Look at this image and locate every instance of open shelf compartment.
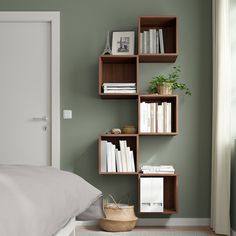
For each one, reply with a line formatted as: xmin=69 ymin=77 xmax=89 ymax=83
xmin=138 ymin=94 xmax=178 ymax=136
xmin=138 ymin=16 xmax=178 ymax=62
xmin=99 ymin=55 xmax=139 ymax=98
xmin=138 ymin=173 xmax=178 ymax=214
xmin=98 ymin=134 xmax=139 ymax=175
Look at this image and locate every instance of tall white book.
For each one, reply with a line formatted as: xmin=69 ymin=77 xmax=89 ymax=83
xmin=143 ymin=31 xmax=148 ymax=54
xmin=106 ymin=142 xmax=113 ymax=172
xmin=140 ymin=32 xmax=143 ymax=54
xmin=166 ymin=103 xmax=172 ymax=133
xmin=163 ymin=102 xmax=168 ymax=132
xmin=150 ymin=103 xmax=156 ymax=132
xmin=149 ymin=29 xmax=154 ymax=53
xmin=156 ymin=31 xmax=160 ymax=53
xmin=153 ymin=29 xmax=157 ymax=54
xmin=115 ymin=148 xmax=122 ymax=172
xmin=157 ymin=104 xmax=164 ymax=132
xmin=140 ymin=177 xmax=164 ymax=212
xmin=111 ymin=144 xmax=116 ymax=172
xmin=100 ymin=140 xmax=107 ymax=172
xmin=140 ymin=102 xmax=148 ymax=132
xmin=159 ymin=28 xmax=165 ymax=53
xmin=125 ymin=146 xmax=132 ymax=172
xmin=119 ymin=140 xmax=128 ymax=172
xmin=130 ymin=150 xmax=135 ymax=172
xmin=147 ymin=103 xmax=151 ymax=132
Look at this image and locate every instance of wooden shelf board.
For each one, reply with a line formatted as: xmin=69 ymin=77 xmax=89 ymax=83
xmin=100 ymin=93 xmax=138 ymax=99
xmin=139 ymin=94 xmax=177 ymax=98
xmin=100 ymin=55 xmax=138 ymax=63
xmin=139 ymin=209 xmax=177 ymax=214
xmin=99 ymin=172 xmax=138 ymax=175
xmin=139 ymin=132 xmax=178 ymax=136
xmin=138 ymin=54 xmax=178 ymax=63
xmin=100 ymin=134 xmax=138 ymax=137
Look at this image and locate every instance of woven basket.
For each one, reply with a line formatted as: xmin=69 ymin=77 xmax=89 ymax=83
xmin=157 ymin=82 xmax=173 ymax=95
xmin=99 ymin=195 xmax=138 ymax=232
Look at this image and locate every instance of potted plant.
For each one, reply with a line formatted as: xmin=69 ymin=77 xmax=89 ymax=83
xmin=149 ymin=66 xmax=191 ymax=95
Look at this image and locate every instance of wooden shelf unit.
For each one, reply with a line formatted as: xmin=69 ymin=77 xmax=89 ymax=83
xmin=99 ymin=55 xmax=139 ymax=98
xmin=97 ymin=16 xmax=179 ymax=214
xmin=138 ymin=173 xmax=178 ymax=214
xmin=138 ymin=94 xmax=178 ymax=135
xmin=98 ymin=134 xmax=139 ymax=175
xmin=138 ymin=16 xmax=178 ymax=63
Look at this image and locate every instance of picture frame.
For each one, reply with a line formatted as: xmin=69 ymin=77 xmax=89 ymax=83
xmin=112 ymin=31 xmax=135 ymax=55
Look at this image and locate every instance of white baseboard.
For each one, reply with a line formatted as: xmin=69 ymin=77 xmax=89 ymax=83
xmin=77 ymin=218 xmax=210 ymax=227
xmin=231 ymin=228 xmax=236 ymax=236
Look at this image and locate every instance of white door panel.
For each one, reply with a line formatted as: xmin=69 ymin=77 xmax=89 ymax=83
xmin=0 ymin=21 xmax=51 ymax=166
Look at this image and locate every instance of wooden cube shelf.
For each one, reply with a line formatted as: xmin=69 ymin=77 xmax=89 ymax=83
xmin=98 ymin=134 xmax=139 ymax=175
xmin=138 ymin=173 xmax=178 ymax=214
xmin=99 ymin=55 xmax=139 ymax=99
xmin=138 ymin=16 xmax=178 ymax=63
xmin=138 ymin=94 xmax=178 ymax=136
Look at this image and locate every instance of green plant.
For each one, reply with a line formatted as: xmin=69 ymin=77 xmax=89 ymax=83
xmin=149 ymin=66 xmax=191 ymax=95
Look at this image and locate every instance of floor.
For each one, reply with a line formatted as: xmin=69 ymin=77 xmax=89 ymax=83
xmin=76 ymin=226 xmax=217 ymax=235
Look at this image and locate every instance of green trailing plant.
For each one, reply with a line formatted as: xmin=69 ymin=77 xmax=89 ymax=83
xmin=149 ymin=66 xmax=191 ymax=95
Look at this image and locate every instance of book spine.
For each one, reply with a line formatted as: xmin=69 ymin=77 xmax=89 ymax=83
xmin=159 ymin=28 xmax=165 ymax=53
xmin=147 ymin=103 xmax=151 ymax=132
xmin=140 ymin=32 xmax=143 ymax=54
xmin=157 ymin=104 xmax=164 ymax=132
xmin=130 ymin=150 xmax=135 ymax=172
xmin=100 ymin=140 xmax=107 ymax=172
xmin=119 ymin=140 xmax=127 ymax=172
xmin=156 ymin=31 xmax=159 ymax=53
xmin=111 ymin=144 xmax=116 ymax=172
xmin=153 ymin=29 xmax=157 ymax=54
xmin=143 ymin=31 xmax=147 ymax=54
xmin=149 ymin=29 xmax=154 ymax=53
xmin=163 ymin=102 xmax=167 ymax=133
xmin=106 ymin=142 xmax=112 ymax=172
xmin=167 ymin=103 xmax=172 ymax=132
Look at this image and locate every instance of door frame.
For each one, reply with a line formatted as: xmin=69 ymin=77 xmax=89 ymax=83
xmin=0 ymin=12 xmax=60 ymax=169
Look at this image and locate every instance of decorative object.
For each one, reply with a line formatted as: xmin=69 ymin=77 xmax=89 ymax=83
xmin=111 ymin=128 xmax=121 ymax=134
xmin=112 ymin=31 xmax=135 ymax=55
xmin=122 ymin=126 xmax=137 ymax=134
xmin=99 ymin=195 xmax=137 ymax=232
xmin=102 ymin=31 xmax=112 ymax=55
xmin=149 ymin=66 xmax=191 ymax=95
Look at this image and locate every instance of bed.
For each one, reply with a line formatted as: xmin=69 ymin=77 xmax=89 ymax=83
xmin=0 ymin=165 xmax=103 ymax=236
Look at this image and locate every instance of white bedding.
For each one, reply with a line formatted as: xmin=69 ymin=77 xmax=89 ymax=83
xmin=0 ymin=165 xmax=103 ymax=236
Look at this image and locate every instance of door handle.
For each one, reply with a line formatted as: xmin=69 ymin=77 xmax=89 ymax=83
xmin=32 ymin=116 xmax=48 ymax=121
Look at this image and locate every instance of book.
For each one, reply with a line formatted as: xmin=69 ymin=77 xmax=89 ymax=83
xmin=115 ymin=148 xmax=122 ymax=172
xmin=130 ymin=150 xmax=135 ymax=172
xmin=163 ymin=102 xmax=167 ymax=132
xmin=150 ymin=103 xmax=156 ymax=132
xmin=159 ymin=28 xmax=165 ymax=53
xmin=140 ymin=102 xmax=148 ymax=132
xmin=106 ymin=142 xmax=113 ymax=172
xmin=166 ymin=103 xmax=172 ymax=132
xmin=103 ymin=90 xmax=137 ymax=94
xmin=156 ymin=31 xmax=159 ymax=53
xmin=147 ymin=103 xmax=151 ymax=132
xmin=103 ymin=83 xmax=136 ymax=87
xmin=143 ymin=31 xmax=148 ymax=54
xmin=149 ymin=29 xmax=154 ymax=53
xmin=111 ymin=144 xmax=116 ymax=172
xmin=100 ymin=140 xmax=107 ymax=172
xmin=125 ymin=146 xmax=132 ymax=172
xmin=140 ymin=177 xmax=164 ymax=212
xmin=157 ymin=104 xmax=164 ymax=132
xmin=153 ymin=29 xmax=157 ymax=54
xmin=140 ymin=32 xmax=143 ymax=54
xmin=119 ymin=140 xmax=128 ymax=172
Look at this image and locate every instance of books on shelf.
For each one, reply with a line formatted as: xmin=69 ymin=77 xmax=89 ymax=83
xmin=102 ymin=83 xmax=136 ymax=94
xmin=140 ymin=177 xmax=164 ymax=212
xmin=140 ymin=102 xmax=172 ymax=133
xmin=100 ymin=140 xmax=136 ymax=173
xmin=141 ymin=165 xmax=175 ymax=174
xmin=140 ymin=28 xmax=164 ymax=54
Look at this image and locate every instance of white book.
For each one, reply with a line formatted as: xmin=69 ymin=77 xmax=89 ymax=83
xmin=140 ymin=102 xmax=147 ymax=132
xmin=130 ymin=150 xmax=135 ymax=172
xmin=100 ymin=140 xmax=107 ymax=172
xmin=157 ymin=104 xmax=164 ymax=132
xmin=140 ymin=32 xmax=143 ymax=54
xmin=103 ymin=83 xmax=136 ymax=87
xmin=159 ymin=28 xmax=165 ymax=53
xmin=150 ymin=103 xmax=156 ymax=132
xmin=115 ymin=148 xmax=121 ymax=172
xmin=126 ymin=146 xmax=133 ymax=172
xmin=106 ymin=142 xmax=113 ymax=172
xmin=147 ymin=103 xmax=151 ymax=132
xmin=143 ymin=31 xmax=148 ymax=54
xmin=118 ymin=151 xmax=123 ymax=172
xmin=149 ymin=29 xmax=154 ymax=53
xmin=104 ymin=90 xmax=137 ymax=94
xmin=153 ymin=29 xmax=157 ymax=54
xmin=163 ymin=102 xmax=167 ymax=132
xmin=111 ymin=144 xmax=116 ymax=172
xmin=140 ymin=177 xmax=164 ymax=213
xmin=167 ymin=103 xmax=172 ymax=133
xmin=156 ymin=31 xmax=160 ymax=53
xmin=146 ymin=31 xmax=150 ymax=54
xmin=119 ymin=140 xmax=128 ymax=172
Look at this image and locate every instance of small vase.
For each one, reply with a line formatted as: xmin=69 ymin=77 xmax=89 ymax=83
xmin=157 ymin=82 xmax=173 ymax=95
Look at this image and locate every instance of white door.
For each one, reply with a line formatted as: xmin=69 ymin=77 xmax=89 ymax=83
xmin=0 ymin=12 xmax=60 ymax=168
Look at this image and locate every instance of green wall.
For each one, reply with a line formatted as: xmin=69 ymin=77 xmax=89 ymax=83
xmin=0 ymin=0 xmax=212 ymax=218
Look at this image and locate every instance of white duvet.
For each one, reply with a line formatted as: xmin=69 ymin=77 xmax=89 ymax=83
xmin=0 ymin=165 xmax=102 ymax=236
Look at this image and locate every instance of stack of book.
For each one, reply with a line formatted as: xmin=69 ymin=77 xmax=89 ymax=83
xmin=102 ymin=83 xmax=136 ymax=94
xmin=139 ymin=28 xmax=165 ymax=54
xmin=100 ymin=140 xmax=136 ymax=173
xmin=140 ymin=102 xmax=172 ymax=133
xmin=141 ymin=165 xmax=175 ymax=174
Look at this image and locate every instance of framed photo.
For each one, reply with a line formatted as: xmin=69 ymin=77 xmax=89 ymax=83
xmin=112 ymin=31 xmax=135 ymax=55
